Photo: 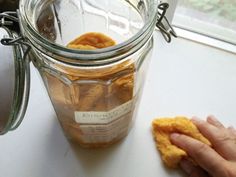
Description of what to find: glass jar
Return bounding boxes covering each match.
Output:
[0,0,176,148]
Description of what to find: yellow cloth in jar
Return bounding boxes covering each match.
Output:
[67,32,116,50]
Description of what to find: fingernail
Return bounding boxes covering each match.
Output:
[191,117,203,123]
[180,160,193,174]
[207,115,218,122]
[228,126,235,130]
[228,126,236,134]
[170,133,180,139]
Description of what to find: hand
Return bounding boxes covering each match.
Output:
[170,115,236,177]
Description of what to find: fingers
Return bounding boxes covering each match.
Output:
[228,126,236,136]
[191,117,236,160]
[207,116,236,137]
[206,115,224,128]
[171,133,227,177]
[206,116,236,138]
[180,159,209,177]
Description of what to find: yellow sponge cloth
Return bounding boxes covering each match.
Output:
[152,117,211,168]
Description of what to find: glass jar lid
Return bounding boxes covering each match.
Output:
[0,26,30,135]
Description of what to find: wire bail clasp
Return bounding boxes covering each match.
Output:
[0,11,19,27]
[0,11,31,61]
[1,36,31,62]
[156,2,177,43]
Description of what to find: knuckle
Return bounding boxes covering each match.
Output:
[216,130,236,143]
[226,163,236,177]
[190,169,207,177]
[192,143,209,157]
[190,172,200,177]
[210,160,229,177]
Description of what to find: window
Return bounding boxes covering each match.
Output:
[173,0,236,45]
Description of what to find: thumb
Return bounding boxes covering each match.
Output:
[171,133,228,177]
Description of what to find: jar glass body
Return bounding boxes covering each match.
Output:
[18,0,158,147]
[33,39,153,147]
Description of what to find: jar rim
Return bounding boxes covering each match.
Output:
[19,0,158,62]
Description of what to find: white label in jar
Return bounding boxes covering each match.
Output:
[79,112,132,143]
[75,100,133,124]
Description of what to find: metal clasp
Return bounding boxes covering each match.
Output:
[1,36,31,61]
[0,11,19,26]
[156,2,177,43]
[0,11,31,61]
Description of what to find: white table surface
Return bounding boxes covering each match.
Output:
[1,31,236,177]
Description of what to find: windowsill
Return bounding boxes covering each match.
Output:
[173,26,236,54]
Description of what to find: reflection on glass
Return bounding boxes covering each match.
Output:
[36,0,144,46]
